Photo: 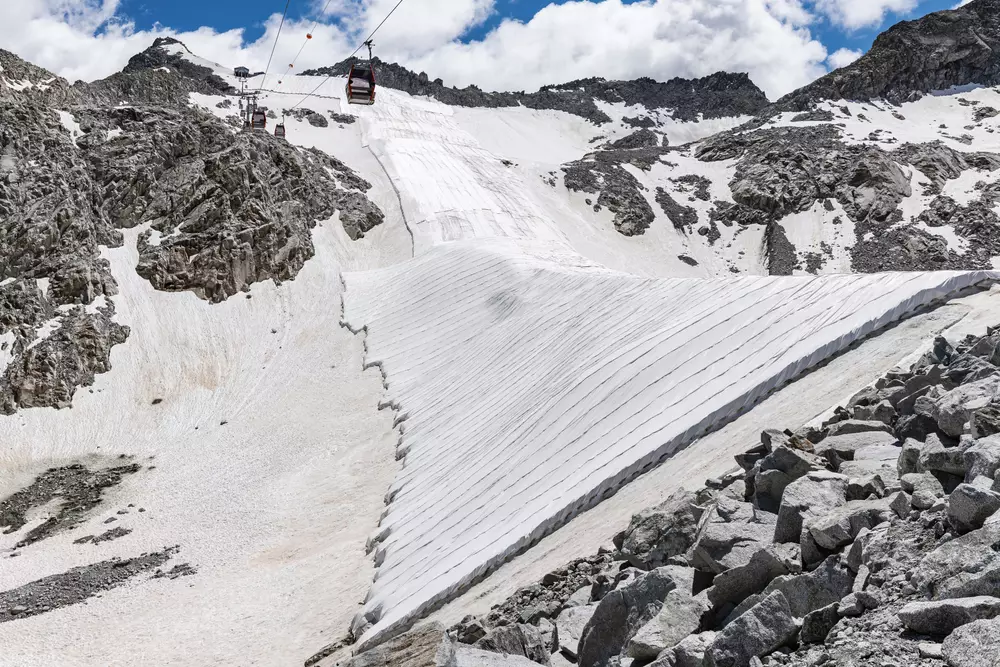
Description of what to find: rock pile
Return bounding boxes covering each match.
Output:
[378,326,1000,667]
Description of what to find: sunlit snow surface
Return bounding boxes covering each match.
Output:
[332,85,999,644]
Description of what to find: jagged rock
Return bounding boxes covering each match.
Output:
[774,471,848,543]
[727,556,853,624]
[537,618,556,655]
[437,639,549,667]
[930,375,1000,437]
[918,434,970,477]
[943,354,998,385]
[898,438,923,476]
[805,498,892,551]
[753,445,825,512]
[814,431,898,464]
[577,566,690,667]
[610,129,659,149]
[340,622,444,667]
[619,490,704,569]
[475,624,550,665]
[564,585,593,609]
[889,491,911,518]
[706,543,800,610]
[912,521,1000,598]
[901,472,946,509]
[971,405,1000,438]
[826,420,895,438]
[651,632,716,667]
[556,605,596,659]
[627,589,708,660]
[942,618,1000,667]
[919,642,944,659]
[704,591,797,667]
[854,400,897,425]
[562,157,656,235]
[688,499,777,574]
[898,596,1000,635]
[948,479,1000,534]
[846,474,887,501]
[965,435,1000,480]
[800,602,840,644]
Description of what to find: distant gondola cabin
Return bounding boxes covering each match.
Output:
[234,66,250,79]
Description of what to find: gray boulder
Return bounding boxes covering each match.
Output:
[800,603,839,644]
[627,590,709,660]
[706,543,800,610]
[826,419,894,437]
[948,479,1000,534]
[774,471,848,543]
[556,604,596,660]
[704,591,797,667]
[689,499,777,574]
[814,431,897,463]
[930,375,1000,437]
[650,632,716,667]
[965,435,1000,480]
[805,498,892,551]
[438,640,550,667]
[897,438,923,476]
[564,585,593,608]
[901,472,945,510]
[577,565,689,667]
[942,618,1000,667]
[727,556,853,623]
[752,445,825,511]
[620,491,705,569]
[846,474,886,501]
[342,622,444,667]
[852,444,900,461]
[474,624,550,665]
[898,596,1000,635]
[918,434,970,477]
[912,521,1000,598]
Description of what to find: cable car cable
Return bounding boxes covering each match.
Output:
[290,0,405,111]
[277,0,336,84]
[257,0,294,93]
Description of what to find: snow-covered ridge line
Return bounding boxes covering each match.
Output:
[343,238,998,647]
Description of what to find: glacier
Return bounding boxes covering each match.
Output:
[335,87,999,644]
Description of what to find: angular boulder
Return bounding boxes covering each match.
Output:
[627,590,709,660]
[918,434,970,477]
[965,435,1000,481]
[752,445,824,511]
[942,618,1000,667]
[948,480,1000,534]
[898,596,1000,636]
[930,375,1000,438]
[774,471,848,543]
[556,605,596,660]
[620,491,704,569]
[688,499,777,574]
[475,624,550,666]
[438,640,551,667]
[704,591,797,667]
[901,471,945,510]
[577,565,689,667]
[805,498,892,551]
[800,603,839,644]
[706,543,800,610]
[814,431,897,463]
[726,556,853,623]
[897,438,923,476]
[912,522,1000,599]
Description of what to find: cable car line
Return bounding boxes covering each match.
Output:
[277,0,336,85]
[257,0,294,93]
[290,0,405,111]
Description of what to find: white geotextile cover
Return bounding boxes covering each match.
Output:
[343,239,996,644]
[338,86,1000,646]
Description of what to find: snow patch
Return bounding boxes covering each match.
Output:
[57,110,82,147]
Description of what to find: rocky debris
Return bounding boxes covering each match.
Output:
[302,62,768,125]
[671,175,712,202]
[562,156,656,235]
[898,596,1000,635]
[576,565,690,667]
[774,0,1000,109]
[622,116,656,129]
[0,461,141,547]
[285,107,330,127]
[609,129,659,150]
[326,622,444,667]
[965,435,1000,479]
[443,327,1000,667]
[655,187,699,230]
[704,590,797,667]
[74,526,133,545]
[947,478,1000,533]
[152,562,197,579]
[942,617,1000,667]
[475,624,550,665]
[329,112,357,124]
[790,109,835,123]
[0,547,179,621]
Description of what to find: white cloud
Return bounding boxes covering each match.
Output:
[3,0,830,101]
[827,47,862,69]
[953,0,974,6]
[813,0,918,30]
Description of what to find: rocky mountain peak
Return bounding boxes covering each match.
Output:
[777,0,1000,109]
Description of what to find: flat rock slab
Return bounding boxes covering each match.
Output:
[704,590,797,667]
[912,522,1000,598]
[556,605,596,659]
[899,597,1000,635]
[815,431,897,461]
[942,618,1000,667]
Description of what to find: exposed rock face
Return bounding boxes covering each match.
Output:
[0,47,384,413]
[776,0,1000,109]
[302,61,769,125]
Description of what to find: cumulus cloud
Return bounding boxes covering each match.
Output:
[813,0,918,30]
[827,47,863,69]
[4,0,831,100]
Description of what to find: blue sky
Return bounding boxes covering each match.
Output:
[115,0,960,55]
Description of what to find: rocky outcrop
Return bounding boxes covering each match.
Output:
[776,0,1000,109]
[302,61,769,126]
